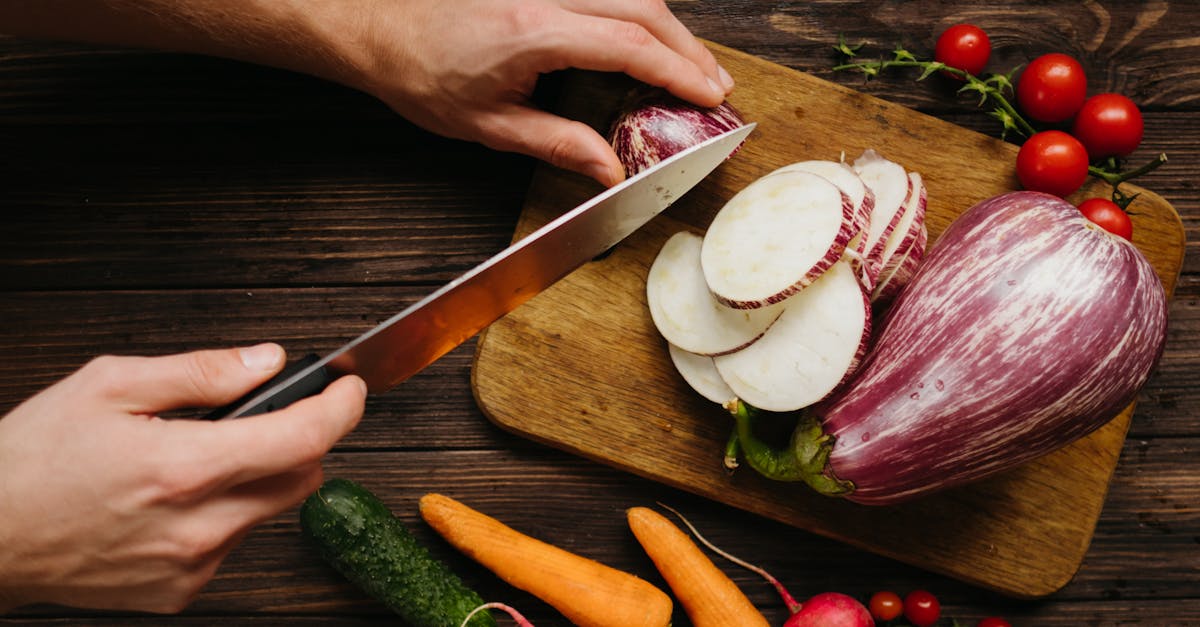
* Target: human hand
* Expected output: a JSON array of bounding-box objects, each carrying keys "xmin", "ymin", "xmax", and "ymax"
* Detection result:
[
  {"xmin": 343, "ymin": 0, "xmax": 735, "ymax": 186},
  {"xmin": 0, "ymin": 344, "xmax": 366, "ymax": 613}
]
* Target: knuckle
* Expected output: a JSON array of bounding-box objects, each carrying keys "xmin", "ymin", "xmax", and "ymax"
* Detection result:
[
  {"xmin": 612, "ymin": 21, "xmax": 656, "ymax": 51},
  {"xmin": 542, "ymin": 121, "xmax": 592, "ymax": 170},
  {"xmin": 79, "ymin": 354, "xmax": 132, "ymax": 397},
  {"xmin": 166, "ymin": 524, "xmax": 229, "ymax": 565},
  {"xmin": 181, "ymin": 352, "xmax": 227, "ymax": 402},
  {"xmin": 506, "ymin": 2, "xmax": 555, "ymax": 35},
  {"xmin": 148, "ymin": 460, "xmax": 218, "ymax": 505}
]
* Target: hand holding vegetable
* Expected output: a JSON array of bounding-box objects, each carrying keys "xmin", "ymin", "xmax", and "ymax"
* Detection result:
[
  {"xmin": 0, "ymin": 345, "xmax": 365, "ymax": 613},
  {"xmin": 0, "ymin": 0, "xmax": 732, "ymax": 188}
]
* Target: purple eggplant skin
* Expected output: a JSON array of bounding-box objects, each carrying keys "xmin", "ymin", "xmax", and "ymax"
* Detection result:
[
  {"xmin": 734, "ymin": 191, "xmax": 1169, "ymax": 506},
  {"xmin": 608, "ymin": 87, "xmax": 745, "ymax": 177}
]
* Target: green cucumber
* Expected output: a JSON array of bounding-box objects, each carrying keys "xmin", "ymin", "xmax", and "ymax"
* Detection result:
[{"xmin": 300, "ymin": 478, "xmax": 496, "ymax": 627}]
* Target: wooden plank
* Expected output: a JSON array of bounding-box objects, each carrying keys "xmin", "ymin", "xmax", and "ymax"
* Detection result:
[
  {"xmin": 0, "ymin": 126, "xmax": 529, "ymax": 290},
  {"xmin": 472, "ymin": 43, "xmax": 1186, "ymax": 598}
]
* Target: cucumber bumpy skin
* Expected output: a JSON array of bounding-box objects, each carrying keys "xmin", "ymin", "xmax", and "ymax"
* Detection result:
[{"xmin": 300, "ymin": 478, "xmax": 497, "ymax": 627}]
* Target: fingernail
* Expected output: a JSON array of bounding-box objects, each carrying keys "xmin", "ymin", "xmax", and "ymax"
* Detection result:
[
  {"xmin": 239, "ymin": 343, "xmax": 283, "ymax": 372},
  {"xmin": 707, "ymin": 76, "xmax": 724, "ymax": 99},
  {"xmin": 718, "ymin": 65, "xmax": 735, "ymax": 91},
  {"xmin": 588, "ymin": 161, "xmax": 624, "ymax": 187}
]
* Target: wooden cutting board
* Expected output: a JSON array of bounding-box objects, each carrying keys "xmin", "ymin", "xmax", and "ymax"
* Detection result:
[{"xmin": 471, "ymin": 42, "xmax": 1185, "ymax": 598}]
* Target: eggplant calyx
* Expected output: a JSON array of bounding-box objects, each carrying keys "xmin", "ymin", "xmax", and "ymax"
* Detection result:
[{"xmin": 730, "ymin": 400, "xmax": 855, "ymax": 497}]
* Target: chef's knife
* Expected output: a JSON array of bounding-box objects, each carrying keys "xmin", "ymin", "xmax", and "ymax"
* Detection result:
[{"xmin": 210, "ymin": 123, "xmax": 756, "ymax": 420}]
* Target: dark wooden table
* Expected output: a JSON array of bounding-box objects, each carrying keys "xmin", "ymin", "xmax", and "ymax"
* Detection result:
[{"xmin": 1, "ymin": 2, "xmax": 1196, "ymax": 625}]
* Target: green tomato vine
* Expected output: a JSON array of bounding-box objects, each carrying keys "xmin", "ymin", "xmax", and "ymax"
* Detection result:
[{"xmin": 831, "ymin": 35, "xmax": 1167, "ymax": 210}]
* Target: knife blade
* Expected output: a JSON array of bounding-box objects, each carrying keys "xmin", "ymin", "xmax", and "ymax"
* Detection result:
[{"xmin": 211, "ymin": 122, "xmax": 756, "ymax": 419}]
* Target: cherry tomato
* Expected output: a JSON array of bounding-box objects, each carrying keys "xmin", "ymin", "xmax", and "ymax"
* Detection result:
[
  {"xmin": 868, "ymin": 590, "xmax": 904, "ymax": 621},
  {"xmin": 1016, "ymin": 53, "xmax": 1088, "ymax": 122},
  {"xmin": 1016, "ymin": 130, "xmax": 1090, "ymax": 197},
  {"xmin": 903, "ymin": 590, "xmax": 941, "ymax": 627},
  {"xmin": 1078, "ymin": 197, "xmax": 1133, "ymax": 240},
  {"xmin": 935, "ymin": 24, "xmax": 991, "ymax": 77},
  {"xmin": 978, "ymin": 618, "xmax": 1013, "ymax": 627},
  {"xmin": 1072, "ymin": 93, "xmax": 1144, "ymax": 158}
]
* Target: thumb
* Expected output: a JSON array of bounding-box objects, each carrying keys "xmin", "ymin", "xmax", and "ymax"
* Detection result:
[
  {"xmin": 104, "ymin": 343, "xmax": 287, "ymax": 414},
  {"xmin": 478, "ymin": 104, "xmax": 627, "ymax": 187}
]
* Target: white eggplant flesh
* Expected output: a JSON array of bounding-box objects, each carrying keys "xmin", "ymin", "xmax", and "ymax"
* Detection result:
[
  {"xmin": 714, "ymin": 261, "xmax": 870, "ymax": 412},
  {"xmin": 769, "ymin": 160, "xmax": 874, "ymax": 269},
  {"xmin": 732, "ymin": 191, "xmax": 1169, "ymax": 505},
  {"xmin": 647, "ymin": 231, "xmax": 785, "ymax": 355},
  {"xmin": 866, "ymin": 172, "xmax": 927, "ymax": 286},
  {"xmin": 852, "ymin": 150, "xmax": 909, "ymax": 289},
  {"xmin": 870, "ymin": 222, "xmax": 927, "ymax": 307},
  {"xmin": 701, "ymin": 170, "xmax": 853, "ymax": 309},
  {"xmin": 668, "ymin": 343, "xmax": 738, "ymax": 405}
]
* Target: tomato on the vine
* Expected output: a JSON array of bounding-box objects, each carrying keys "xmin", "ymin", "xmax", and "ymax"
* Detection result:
[
  {"xmin": 868, "ymin": 590, "xmax": 904, "ymax": 621},
  {"xmin": 1016, "ymin": 52, "xmax": 1088, "ymax": 122},
  {"xmin": 903, "ymin": 590, "xmax": 941, "ymax": 627},
  {"xmin": 935, "ymin": 24, "xmax": 991, "ymax": 77},
  {"xmin": 1072, "ymin": 93, "xmax": 1144, "ymax": 158},
  {"xmin": 978, "ymin": 618, "xmax": 1013, "ymax": 627},
  {"xmin": 1016, "ymin": 130, "xmax": 1090, "ymax": 197},
  {"xmin": 1078, "ymin": 197, "xmax": 1133, "ymax": 240}
]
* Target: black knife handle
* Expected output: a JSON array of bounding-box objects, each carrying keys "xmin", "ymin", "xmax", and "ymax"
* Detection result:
[{"xmin": 204, "ymin": 353, "xmax": 332, "ymax": 420}]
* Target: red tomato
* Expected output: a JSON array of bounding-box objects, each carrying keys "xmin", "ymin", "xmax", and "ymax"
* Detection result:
[
  {"xmin": 868, "ymin": 591, "xmax": 904, "ymax": 621},
  {"xmin": 1078, "ymin": 197, "xmax": 1133, "ymax": 240},
  {"xmin": 903, "ymin": 590, "xmax": 941, "ymax": 627},
  {"xmin": 1016, "ymin": 130, "xmax": 1090, "ymax": 197},
  {"xmin": 1017, "ymin": 53, "xmax": 1088, "ymax": 122},
  {"xmin": 1072, "ymin": 93, "xmax": 1144, "ymax": 158},
  {"xmin": 978, "ymin": 618, "xmax": 1013, "ymax": 627},
  {"xmin": 935, "ymin": 24, "xmax": 991, "ymax": 77}
]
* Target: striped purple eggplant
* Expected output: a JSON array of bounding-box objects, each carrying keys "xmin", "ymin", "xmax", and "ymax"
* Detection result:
[
  {"xmin": 733, "ymin": 191, "xmax": 1168, "ymax": 505},
  {"xmin": 608, "ymin": 88, "xmax": 745, "ymax": 177}
]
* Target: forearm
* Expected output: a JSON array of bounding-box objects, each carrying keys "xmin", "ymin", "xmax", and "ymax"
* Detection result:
[{"xmin": 0, "ymin": 0, "xmax": 373, "ymax": 88}]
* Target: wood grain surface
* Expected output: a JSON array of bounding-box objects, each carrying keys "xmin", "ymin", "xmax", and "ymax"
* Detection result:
[
  {"xmin": 472, "ymin": 43, "xmax": 1184, "ymax": 599},
  {"xmin": 2, "ymin": 1, "xmax": 1198, "ymax": 625}
]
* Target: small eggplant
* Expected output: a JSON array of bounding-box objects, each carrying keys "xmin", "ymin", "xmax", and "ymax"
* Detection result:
[
  {"xmin": 734, "ymin": 191, "xmax": 1168, "ymax": 505},
  {"xmin": 608, "ymin": 87, "xmax": 745, "ymax": 177}
]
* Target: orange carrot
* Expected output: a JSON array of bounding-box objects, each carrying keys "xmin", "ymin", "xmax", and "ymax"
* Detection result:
[
  {"xmin": 419, "ymin": 493, "xmax": 673, "ymax": 627},
  {"xmin": 626, "ymin": 506, "xmax": 769, "ymax": 627}
]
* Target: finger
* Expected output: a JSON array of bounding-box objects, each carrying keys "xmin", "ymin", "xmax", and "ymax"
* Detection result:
[
  {"xmin": 537, "ymin": 13, "xmax": 727, "ymax": 108},
  {"xmin": 559, "ymin": 0, "xmax": 733, "ymax": 93},
  {"xmin": 96, "ymin": 343, "xmax": 286, "ymax": 414},
  {"xmin": 189, "ymin": 463, "xmax": 325, "ymax": 545},
  {"xmin": 183, "ymin": 374, "xmax": 365, "ymax": 486},
  {"xmin": 473, "ymin": 104, "xmax": 626, "ymax": 186}
]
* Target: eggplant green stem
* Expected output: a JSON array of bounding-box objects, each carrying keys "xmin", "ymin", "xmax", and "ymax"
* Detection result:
[{"xmin": 728, "ymin": 400, "xmax": 854, "ymax": 497}]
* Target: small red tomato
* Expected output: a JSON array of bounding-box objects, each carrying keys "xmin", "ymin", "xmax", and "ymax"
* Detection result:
[
  {"xmin": 935, "ymin": 24, "xmax": 991, "ymax": 77},
  {"xmin": 868, "ymin": 590, "xmax": 904, "ymax": 621},
  {"xmin": 978, "ymin": 618, "xmax": 1013, "ymax": 627},
  {"xmin": 1078, "ymin": 197, "xmax": 1133, "ymax": 240},
  {"xmin": 1017, "ymin": 52, "xmax": 1088, "ymax": 122},
  {"xmin": 1016, "ymin": 130, "xmax": 1090, "ymax": 197},
  {"xmin": 1072, "ymin": 93, "xmax": 1144, "ymax": 158},
  {"xmin": 903, "ymin": 590, "xmax": 941, "ymax": 627}
]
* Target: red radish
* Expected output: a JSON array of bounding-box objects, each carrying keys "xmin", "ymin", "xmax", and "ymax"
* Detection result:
[
  {"xmin": 656, "ymin": 505, "xmax": 870, "ymax": 627},
  {"xmin": 608, "ymin": 88, "xmax": 746, "ymax": 177},
  {"xmin": 714, "ymin": 261, "xmax": 870, "ymax": 412},
  {"xmin": 648, "ymin": 231, "xmax": 785, "ymax": 355},
  {"xmin": 852, "ymin": 150, "xmax": 910, "ymax": 288},
  {"xmin": 783, "ymin": 592, "xmax": 874, "ymax": 627},
  {"xmin": 733, "ymin": 191, "xmax": 1168, "ymax": 504},
  {"xmin": 461, "ymin": 602, "xmax": 535, "ymax": 627},
  {"xmin": 701, "ymin": 170, "xmax": 854, "ymax": 309},
  {"xmin": 667, "ymin": 343, "xmax": 737, "ymax": 405}
]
